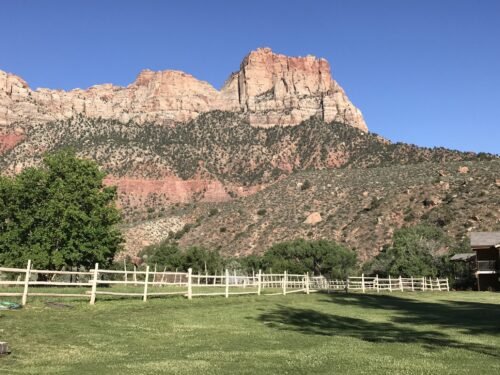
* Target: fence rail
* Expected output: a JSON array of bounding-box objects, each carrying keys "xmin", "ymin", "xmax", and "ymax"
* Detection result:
[{"xmin": 0, "ymin": 261, "xmax": 449, "ymax": 306}]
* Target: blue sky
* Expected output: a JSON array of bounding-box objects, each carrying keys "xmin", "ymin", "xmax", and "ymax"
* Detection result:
[{"xmin": 1, "ymin": 0, "xmax": 499, "ymax": 153}]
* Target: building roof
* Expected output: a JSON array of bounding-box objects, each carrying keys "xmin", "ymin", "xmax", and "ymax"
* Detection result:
[
  {"xmin": 450, "ymin": 253, "xmax": 476, "ymax": 261},
  {"xmin": 470, "ymin": 232, "xmax": 500, "ymax": 248}
]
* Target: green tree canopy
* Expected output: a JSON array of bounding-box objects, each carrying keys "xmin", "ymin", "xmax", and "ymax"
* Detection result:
[
  {"xmin": 261, "ymin": 239, "xmax": 357, "ymax": 278},
  {"xmin": 140, "ymin": 242, "xmax": 224, "ymax": 273},
  {"xmin": 363, "ymin": 224, "xmax": 450, "ymax": 277},
  {"xmin": 0, "ymin": 149, "xmax": 122, "ymax": 270}
]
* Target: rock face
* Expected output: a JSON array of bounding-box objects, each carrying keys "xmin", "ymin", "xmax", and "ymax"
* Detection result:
[
  {"xmin": 221, "ymin": 48, "xmax": 366, "ymax": 130},
  {"xmin": 304, "ymin": 212, "xmax": 322, "ymax": 225},
  {"xmin": 0, "ymin": 48, "xmax": 367, "ymax": 131}
]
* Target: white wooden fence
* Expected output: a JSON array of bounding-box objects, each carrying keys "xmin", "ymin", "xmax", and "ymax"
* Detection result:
[
  {"xmin": 346, "ymin": 274, "xmax": 449, "ymax": 293},
  {"xmin": 0, "ymin": 261, "xmax": 448, "ymax": 306}
]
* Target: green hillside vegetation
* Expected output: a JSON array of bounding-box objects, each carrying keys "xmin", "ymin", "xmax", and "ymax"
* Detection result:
[
  {"xmin": 1, "ymin": 112, "xmax": 493, "ymax": 186},
  {"xmin": 1, "ymin": 112, "xmax": 498, "ymax": 261},
  {"xmin": 169, "ymin": 160, "xmax": 500, "ymax": 259}
]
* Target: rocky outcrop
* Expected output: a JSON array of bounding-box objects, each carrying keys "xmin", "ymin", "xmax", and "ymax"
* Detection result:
[
  {"xmin": 0, "ymin": 48, "xmax": 367, "ymax": 131},
  {"xmin": 221, "ymin": 48, "xmax": 367, "ymax": 130}
]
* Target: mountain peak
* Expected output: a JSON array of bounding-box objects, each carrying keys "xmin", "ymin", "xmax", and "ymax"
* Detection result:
[{"xmin": 0, "ymin": 49, "xmax": 366, "ymax": 131}]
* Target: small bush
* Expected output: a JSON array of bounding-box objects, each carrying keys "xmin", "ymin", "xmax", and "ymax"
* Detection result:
[{"xmin": 301, "ymin": 180, "xmax": 312, "ymax": 191}]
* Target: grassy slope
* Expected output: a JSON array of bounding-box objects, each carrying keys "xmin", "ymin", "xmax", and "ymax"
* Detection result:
[{"xmin": 1, "ymin": 292, "xmax": 500, "ymax": 374}]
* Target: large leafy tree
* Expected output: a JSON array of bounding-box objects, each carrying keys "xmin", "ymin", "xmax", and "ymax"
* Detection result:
[
  {"xmin": 262, "ymin": 239, "xmax": 357, "ymax": 278},
  {"xmin": 0, "ymin": 149, "xmax": 122, "ymax": 270},
  {"xmin": 363, "ymin": 224, "xmax": 450, "ymax": 277}
]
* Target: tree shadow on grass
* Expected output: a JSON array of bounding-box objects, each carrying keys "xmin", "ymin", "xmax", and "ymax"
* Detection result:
[
  {"xmin": 257, "ymin": 303, "xmax": 500, "ymax": 357},
  {"xmin": 320, "ymin": 293, "xmax": 500, "ymax": 336}
]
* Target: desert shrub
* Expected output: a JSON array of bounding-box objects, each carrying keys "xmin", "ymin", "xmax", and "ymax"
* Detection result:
[{"xmin": 301, "ymin": 180, "xmax": 312, "ymax": 191}]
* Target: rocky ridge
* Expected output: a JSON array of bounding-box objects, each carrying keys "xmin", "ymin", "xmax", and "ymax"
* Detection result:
[{"xmin": 0, "ymin": 48, "xmax": 367, "ymax": 131}]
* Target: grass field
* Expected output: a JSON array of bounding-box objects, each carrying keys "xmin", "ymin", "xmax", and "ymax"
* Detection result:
[{"xmin": 1, "ymin": 291, "xmax": 499, "ymax": 374}]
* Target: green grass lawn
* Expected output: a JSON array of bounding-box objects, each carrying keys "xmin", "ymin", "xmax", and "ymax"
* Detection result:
[{"xmin": 1, "ymin": 291, "xmax": 499, "ymax": 374}]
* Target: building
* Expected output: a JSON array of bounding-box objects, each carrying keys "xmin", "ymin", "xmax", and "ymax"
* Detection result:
[
  {"xmin": 470, "ymin": 232, "xmax": 500, "ymax": 291},
  {"xmin": 449, "ymin": 252, "xmax": 476, "ymax": 290}
]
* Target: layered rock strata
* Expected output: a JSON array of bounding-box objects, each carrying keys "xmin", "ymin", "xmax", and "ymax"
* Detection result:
[{"xmin": 0, "ymin": 48, "xmax": 367, "ymax": 131}]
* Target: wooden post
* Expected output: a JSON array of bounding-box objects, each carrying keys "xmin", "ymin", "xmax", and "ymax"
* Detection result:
[
  {"xmin": 376, "ymin": 274, "xmax": 380, "ymax": 293},
  {"xmin": 143, "ymin": 265, "xmax": 150, "ymax": 302},
  {"xmin": 399, "ymin": 275, "xmax": 403, "ymax": 292},
  {"xmin": 160, "ymin": 266, "xmax": 167, "ymax": 286},
  {"xmin": 133, "ymin": 266, "xmax": 137, "ymax": 286},
  {"xmin": 411, "ymin": 276, "xmax": 414, "ymax": 292},
  {"xmin": 422, "ymin": 276, "xmax": 425, "ymax": 291},
  {"xmin": 225, "ymin": 269, "xmax": 229, "ymax": 298},
  {"xmin": 198, "ymin": 271, "xmax": 201, "ymax": 285},
  {"xmin": 123, "ymin": 259, "xmax": 128, "ymax": 284},
  {"xmin": 305, "ymin": 273, "xmax": 310, "ymax": 295},
  {"xmin": 187, "ymin": 268, "xmax": 193, "ymax": 299},
  {"xmin": 361, "ymin": 273, "xmax": 366, "ymax": 293},
  {"xmin": 21, "ymin": 259, "xmax": 31, "ymax": 306},
  {"xmin": 283, "ymin": 271, "xmax": 287, "ymax": 295},
  {"xmin": 446, "ymin": 278, "xmax": 450, "ymax": 291},
  {"xmin": 257, "ymin": 269, "xmax": 262, "ymax": 296},
  {"xmin": 437, "ymin": 277, "xmax": 441, "ymax": 291},
  {"xmin": 388, "ymin": 275, "xmax": 392, "ymax": 292},
  {"xmin": 90, "ymin": 263, "xmax": 99, "ymax": 305},
  {"xmin": 430, "ymin": 277, "xmax": 434, "ymax": 291},
  {"xmin": 233, "ymin": 269, "xmax": 237, "ymax": 286}
]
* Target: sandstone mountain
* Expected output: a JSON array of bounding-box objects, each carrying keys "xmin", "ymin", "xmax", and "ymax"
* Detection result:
[
  {"xmin": 0, "ymin": 111, "xmax": 495, "ymax": 257},
  {"xmin": 0, "ymin": 48, "xmax": 497, "ymax": 261},
  {"xmin": 0, "ymin": 48, "xmax": 366, "ymax": 131}
]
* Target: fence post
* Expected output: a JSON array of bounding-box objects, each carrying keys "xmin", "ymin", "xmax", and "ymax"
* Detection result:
[
  {"xmin": 283, "ymin": 271, "xmax": 287, "ymax": 295},
  {"xmin": 187, "ymin": 268, "xmax": 192, "ymax": 300},
  {"xmin": 399, "ymin": 275, "xmax": 403, "ymax": 292},
  {"xmin": 143, "ymin": 265, "xmax": 150, "ymax": 302},
  {"xmin": 257, "ymin": 270, "xmax": 262, "ymax": 296},
  {"xmin": 437, "ymin": 277, "xmax": 441, "ymax": 291},
  {"xmin": 446, "ymin": 278, "xmax": 450, "ymax": 291},
  {"xmin": 21, "ymin": 259, "xmax": 32, "ymax": 306},
  {"xmin": 90, "ymin": 263, "xmax": 99, "ymax": 305},
  {"xmin": 305, "ymin": 273, "xmax": 310, "ymax": 295},
  {"xmin": 429, "ymin": 277, "xmax": 434, "ymax": 291},
  {"xmin": 123, "ymin": 259, "xmax": 128, "ymax": 284},
  {"xmin": 388, "ymin": 275, "xmax": 392, "ymax": 292},
  {"xmin": 225, "ymin": 269, "xmax": 229, "ymax": 298},
  {"xmin": 361, "ymin": 273, "xmax": 366, "ymax": 293},
  {"xmin": 375, "ymin": 274, "xmax": 379, "ymax": 293},
  {"xmin": 133, "ymin": 266, "xmax": 137, "ymax": 286},
  {"xmin": 422, "ymin": 276, "xmax": 425, "ymax": 291}
]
